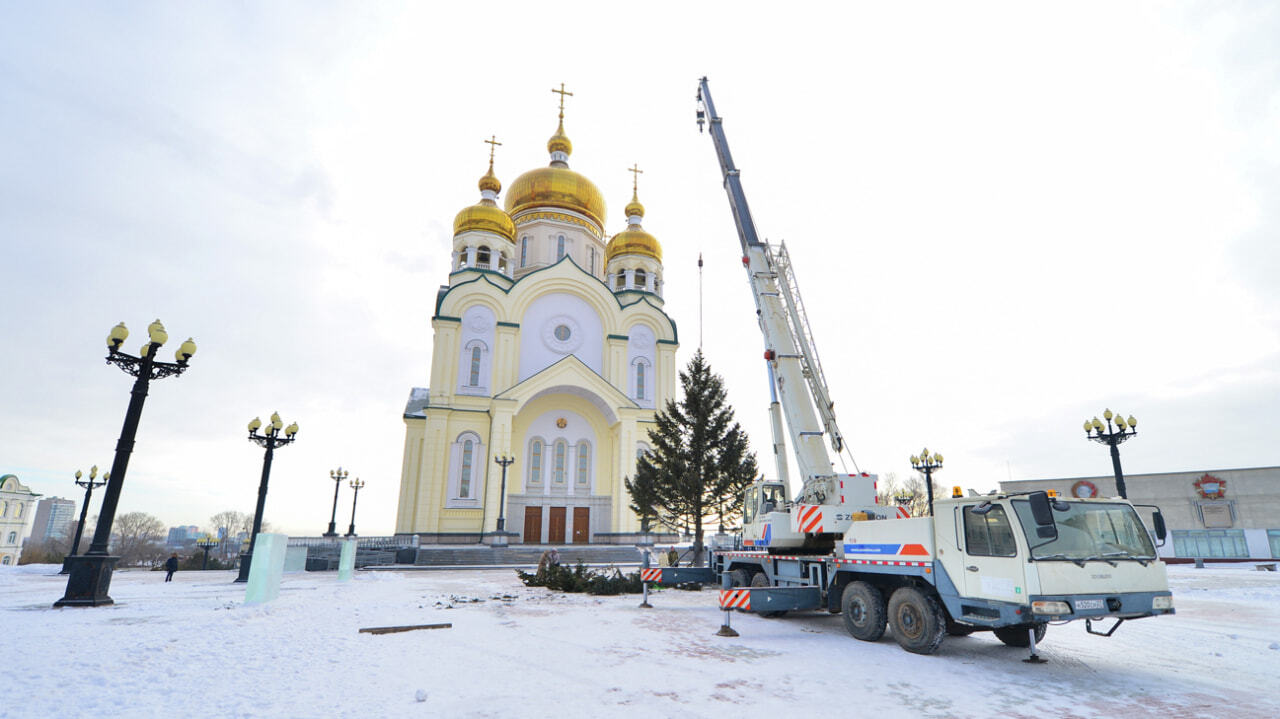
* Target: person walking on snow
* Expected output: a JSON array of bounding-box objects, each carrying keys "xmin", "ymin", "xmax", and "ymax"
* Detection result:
[{"xmin": 164, "ymin": 553, "xmax": 179, "ymax": 582}]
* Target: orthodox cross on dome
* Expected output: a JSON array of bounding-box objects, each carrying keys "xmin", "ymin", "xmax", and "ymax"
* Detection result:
[
  {"xmin": 628, "ymin": 163, "xmax": 643, "ymax": 193},
  {"xmin": 551, "ymin": 82, "xmax": 573, "ymax": 118},
  {"xmin": 485, "ymin": 134, "xmax": 502, "ymax": 164}
]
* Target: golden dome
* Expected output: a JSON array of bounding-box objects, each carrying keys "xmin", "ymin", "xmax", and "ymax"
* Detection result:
[
  {"xmin": 478, "ymin": 164, "xmax": 501, "ymax": 194},
  {"xmin": 607, "ymin": 228, "xmax": 662, "ymax": 262},
  {"xmin": 454, "ymin": 161, "xmax": 515, "ymax": 242},
  {"xmin": 454, "ymin": 201, "xmax": 515, "ymax": 243},
  {"xmin": 505, "ymin": 165, "xmax": 607, "ymax": 229},
  {"xmin": 547, "ymin": 118, "xmax": 573, "ymax": 157},
  {"xmin": 608, "ymin": 184, "xmax": 661, "ymax": 262},
  {"xmin": 624, "ymin": 189, "xmax": 644, "ymax": 219}
]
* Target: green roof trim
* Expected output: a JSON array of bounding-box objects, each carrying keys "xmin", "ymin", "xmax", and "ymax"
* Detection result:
[
  {"xmin": 606, "ymin": 334, "xmax": 630, "ymax": 341},
  {"xmin": 497, "ymin": 321, "xmax": 520, "ymax": 328},
  {"xmin": 433, "ymin": 255, "xmax": 680, "ymax": 341}
]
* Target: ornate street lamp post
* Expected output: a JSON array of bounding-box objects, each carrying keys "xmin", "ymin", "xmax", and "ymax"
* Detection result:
[
  {"xmin": 494, "ymin": 456, "xmax": 514, "ymax": 532},
  {"xmin": 1084, "ymin": 409, "xmax": 1137, "ymax": 499},
  {"xmin": 909, "ymin": 448, "xmax": 944, "ymax": 517},
  {"xmin": 236, "ymin": 412, "xmax": 298, "ymax": 583},
  {"xmin": 324, "ymin": 467, "xmax": 348, "ymax": 538},
  {"xmin": 56, "ymin": 320, "xmax": 196, "ymax": 607},
  {"xmin": 344, "ymin": 478, "xmax": 365, "ymax": 537},
  {"xmin": 196, "ymin": 534, "xmax": 220, "ymax": 570},
  {"xmin": 61, "ymin": 465, "xmax": 108, "ymax": 575}
]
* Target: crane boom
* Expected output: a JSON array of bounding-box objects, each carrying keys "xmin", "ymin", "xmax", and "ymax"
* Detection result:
[{"xmin": 696, "ymin": 77, "xmax": 850, "ymax": 505}]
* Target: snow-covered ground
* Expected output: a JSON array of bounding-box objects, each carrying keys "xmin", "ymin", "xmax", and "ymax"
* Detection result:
[{"xmin": 3, "ymin": 562, "xmax": 1278, "ymax": 718}]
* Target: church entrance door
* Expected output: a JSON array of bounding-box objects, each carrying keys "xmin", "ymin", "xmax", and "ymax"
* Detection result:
[
  {"xmin": 573, "ymin": 508, "xmax": 590, "ymax": 544},
  {"xmin": 549, "ymin": 507, "xmax": 567, "ymax": 544},
  {"xmin": 524, "ymin": 507, "xmax": 542, "ymax": 544}
]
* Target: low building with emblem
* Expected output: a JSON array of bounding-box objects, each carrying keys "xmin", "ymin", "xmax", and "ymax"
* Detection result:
[
  {"xmin": 1000, "ymin": 466, "xmax": 1280, "ymax": 560},
  {"xmin": 394, "ymin": 90, "xmax": 678, "ymax": 545}
]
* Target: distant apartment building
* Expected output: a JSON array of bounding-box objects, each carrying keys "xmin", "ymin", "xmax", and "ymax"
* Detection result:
[
  {"xmin": 166, "ymin": 525, "xmax": 200, "ymax": 546},
  {"xmin": 28, "ymin": 497, "xmax": 77, "ymax": 545},
  {"xmin": 1, "ymin": 475, "xmax": 40, "ymax": 565}
]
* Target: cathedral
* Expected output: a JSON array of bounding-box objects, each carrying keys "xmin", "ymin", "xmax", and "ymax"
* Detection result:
[{"xmin": 394, "ymin": 88, "xmax": 678, "ymax": 544}]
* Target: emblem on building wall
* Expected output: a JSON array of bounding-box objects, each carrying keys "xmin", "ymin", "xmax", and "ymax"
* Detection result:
[
  {"xmin": 556, "ymin": 418, "xmax": 567, "ymax": 429},
  {"xmin": 1193, "ymin": 473, "xmax": 1226, "ymax": 499},
  {"xmin": 1071, "ymin": 480, "xmax": 1098, "ymax": 499}
]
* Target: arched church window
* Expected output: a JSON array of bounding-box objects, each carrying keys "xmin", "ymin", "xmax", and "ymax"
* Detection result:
[
  {"xmin": 460, "ymin": 439, "xmax": 474, "ymax": 498},
  {"xmin": 634, "ymin": 269, "xmax": 647, "ymax": 289},
  {"xmin": 615, "ymin": 275, "xmax": 624, "ymax": 291},
  {"xmin": 528, "ymin": 439, "xmax": 543, "ymax": 485},
  {"xmin": 589, "ymin": 247, "xmax": 597, "ymax": 275},
  {"xmin": 468, "ymin": 346, "xmax": 482, "ymax": 386},
  {"xmin": 576, "ymin": 443, "xmax": 591, "ymax": 486},
  {"xmin": 0, "ymin": 501, "xmax": 6, "ymax": 517},
  {"xmin": 633, "ymin": 359, "xmax": 650, "ymax": 401},
  {"xmin": 557, "ymin": 235, "xmax": 566, "ymax": 260},
  {"xmin": 521, "ymin": 237, "xmax": 528, "ymax": 267},
  {"xmin": 553, "ymin": 440, "xmax": 567, "ymax": 483},
  {"xmin": 6, "ymin": 531, "xmax": 15, "ymax": 544},
  {"xmin": 477, "ymin": 245, "xmax": 491, "ymax": 267},
  {"xmin": 1, "ymin": 556, "xmax": 10, "ymax": 565},
  {"xmin": 13, "ymin": 504, "xmax": 21, "ymax": 518},
  {"xmin": 498, "ymin": 254, "xmax": 508, "ymax": 275}
]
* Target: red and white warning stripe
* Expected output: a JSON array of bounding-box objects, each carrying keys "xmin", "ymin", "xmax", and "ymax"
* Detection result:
[
  {"xmin": 640, "ymin": 568, "xmax": 663, "ymax": 582},
  {"xmin": 834, "ymin": 558, "xmax": 932, "ymax": 568},
  {"xmin": 797, "ymin": 504, "xmax": 824, "ymax": 533},
  {"xmin": 719, "ymin": 589, "xmax": 751, "ymax": 611}
]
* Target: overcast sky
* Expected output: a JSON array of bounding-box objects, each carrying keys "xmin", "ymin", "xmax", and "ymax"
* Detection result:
[{"xmin": 2, "ymin": 2, "xmax": 1277, "ymax": 537}]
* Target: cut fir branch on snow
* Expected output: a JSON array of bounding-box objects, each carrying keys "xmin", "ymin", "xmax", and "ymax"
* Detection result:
[{"xmin": 630, "ymin": 351, "xmax": 757, "ymax": 564}]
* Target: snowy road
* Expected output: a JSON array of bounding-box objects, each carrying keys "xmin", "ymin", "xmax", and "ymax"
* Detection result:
[{"xmin": 3, "ymin": 563, "xmax": 1278, "ymax": 718}]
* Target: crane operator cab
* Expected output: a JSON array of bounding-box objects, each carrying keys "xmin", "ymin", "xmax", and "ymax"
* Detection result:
[{"xmin": 741, "ymin": 481, "xmax": 802, "ymax": 549}]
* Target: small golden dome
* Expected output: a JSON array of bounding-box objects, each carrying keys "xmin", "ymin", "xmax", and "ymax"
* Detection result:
[
  {"xmin": 478, "ymin": 164, "xmax": 501, "ymax": 194},
  {"xmin": 454, "ymin": 200, "xmax": 516, "ymax": 243},
  {"xmin": 547, "ymin": 118, "xmax": 573, "ymax": 157},
  {"xmin": 607, "ymin": 228, "xmax": 662, "ymax": 262},
  {"xmin": 505, "ymin": 165, "xmax": 606, "ymax": 229},
  {"xmin": 624, "ymin": 190, "xmax": 644, "ymax": 219}
]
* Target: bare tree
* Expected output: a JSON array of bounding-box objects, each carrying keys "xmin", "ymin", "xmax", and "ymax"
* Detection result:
[{"xmin": 113, "ymin": 512, "xmax": 166, "ymax": 566}]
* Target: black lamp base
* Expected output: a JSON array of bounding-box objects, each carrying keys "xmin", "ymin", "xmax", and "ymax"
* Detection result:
[{"xmin": 54, "ymin": 555, "xmax": 121, "ymax": 607}]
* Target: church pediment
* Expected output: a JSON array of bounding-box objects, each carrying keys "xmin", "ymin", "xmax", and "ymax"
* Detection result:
[{"xmin": 494, "ymin": 354, "xmax": 638, "ymax": 426}]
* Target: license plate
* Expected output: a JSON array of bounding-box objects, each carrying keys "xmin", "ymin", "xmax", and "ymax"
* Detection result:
[{"xmin": 1075, "ymin": 599, "xmax": 1104, "ymax": 610}]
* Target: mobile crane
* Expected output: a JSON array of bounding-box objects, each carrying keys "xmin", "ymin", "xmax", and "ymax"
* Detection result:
[{"xmin": 644, "ymin": 78, "xmax": 1175, "ymax": 659}]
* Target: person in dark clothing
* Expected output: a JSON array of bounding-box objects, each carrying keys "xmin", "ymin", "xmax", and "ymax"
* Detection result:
[{"xmin": 164, "ymin": 553, "xmax": 179, "ymax": 582}]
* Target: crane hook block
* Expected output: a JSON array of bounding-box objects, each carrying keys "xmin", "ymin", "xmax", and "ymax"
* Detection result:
[{"xmin": 764, "ymin": 350, "xmax": 776, "ymax": 361}]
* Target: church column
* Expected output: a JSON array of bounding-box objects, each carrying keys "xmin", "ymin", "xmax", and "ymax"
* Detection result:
[
  {"xmin": 485, "ymin": 406, "xmax": 515, "ymax": 533},
  {"xmin": 466, "ymin": 246, "xmax": 478, "ymax": 268},
  {"xmin": 419, "ymin": 414, "xmax": 452, "ymax": 530},
  {"xmin": 615, "ymin": 414, "xmax": 642, "ymax": 533},
  {"xmin": 624, "ymin": 268, "xmax": 635, "ymax": 290},
  {"xmin": 428, "ymin": 318, "xmax": 461, "ymax": 404}
]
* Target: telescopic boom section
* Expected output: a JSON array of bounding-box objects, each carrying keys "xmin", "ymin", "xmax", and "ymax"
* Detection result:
[{"xmin": 696, "ymin": 77, "xmax": 841, "ymax": 502}]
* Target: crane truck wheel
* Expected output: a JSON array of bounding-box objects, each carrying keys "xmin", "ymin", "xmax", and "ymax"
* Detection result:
[
  {"xmin": 887, "ymin": 587, "xmax": 946, "ymax": 655},
  {"xmin": 750, "ymin": 571, "xmax": 787, "ymax": 617},
  {"xmin": 840, "ymin": 581, "xmax": 887, "ymax": 641},
  {"xmin": 993, "ymin": 623, "xmax": 1047, "ymax": 648}
]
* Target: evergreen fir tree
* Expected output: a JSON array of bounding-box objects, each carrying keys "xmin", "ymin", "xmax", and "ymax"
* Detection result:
[{"xmin": 630, "ymin": 350, "xmax": 757, "ymax": 565}]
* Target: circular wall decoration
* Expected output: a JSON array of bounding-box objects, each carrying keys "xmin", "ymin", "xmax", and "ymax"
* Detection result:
[
  {"xmin": 556, "ymin": 418, "xmax": 567, "ymax": 429},
  {"xmin": 1071, "ymin": 480, "xmax": 1098, "ymax": 499},
  {"xmin": 542, "ymin": 315, "xmax": 583, "ymax": 354}
]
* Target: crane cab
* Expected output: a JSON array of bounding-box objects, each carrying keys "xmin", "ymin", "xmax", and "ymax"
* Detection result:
[{"xmin": 741, "ymin": 481, "xmax": 808, "ymax": 549}]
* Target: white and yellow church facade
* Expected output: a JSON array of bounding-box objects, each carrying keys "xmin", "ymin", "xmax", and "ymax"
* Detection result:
[{"xmin": 395, "ymin": 95, "xmax": 678, "ymax": 544}]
